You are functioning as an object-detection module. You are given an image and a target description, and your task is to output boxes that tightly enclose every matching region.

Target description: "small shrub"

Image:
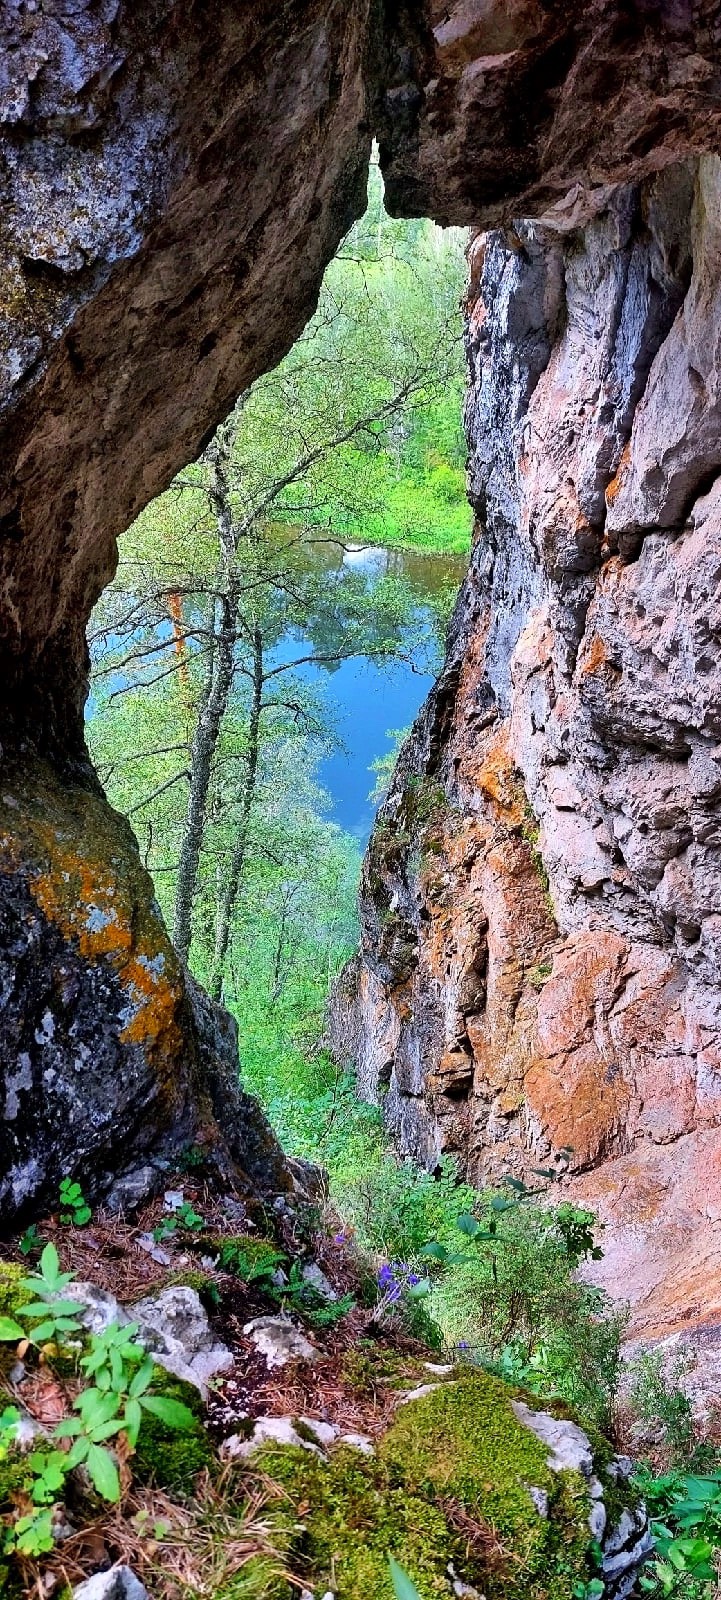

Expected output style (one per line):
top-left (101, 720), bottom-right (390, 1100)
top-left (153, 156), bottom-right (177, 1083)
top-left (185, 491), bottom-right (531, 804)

top-left (58, 1178), bottom-right (92, 1227)
top-left (629, 1349), bottom-right (695, 1460)
top-left (212, 1235), bottom-right (287, 1283)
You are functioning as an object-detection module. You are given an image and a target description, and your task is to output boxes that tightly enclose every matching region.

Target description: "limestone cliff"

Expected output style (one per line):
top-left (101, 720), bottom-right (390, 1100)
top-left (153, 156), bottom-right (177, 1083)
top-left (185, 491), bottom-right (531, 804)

top-left (335, 156), bottom-right (721, 1347)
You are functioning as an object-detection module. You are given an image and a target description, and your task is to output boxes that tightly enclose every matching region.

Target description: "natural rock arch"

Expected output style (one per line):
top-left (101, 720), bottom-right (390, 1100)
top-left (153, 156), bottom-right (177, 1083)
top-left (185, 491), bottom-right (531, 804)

top-left (2, 0), bottom-right (721, 1278)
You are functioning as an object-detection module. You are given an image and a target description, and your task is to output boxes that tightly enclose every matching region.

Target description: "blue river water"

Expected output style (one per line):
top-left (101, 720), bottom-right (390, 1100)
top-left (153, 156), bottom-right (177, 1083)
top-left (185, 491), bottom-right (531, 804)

top-left (269, 541), bottom-right (467, 844)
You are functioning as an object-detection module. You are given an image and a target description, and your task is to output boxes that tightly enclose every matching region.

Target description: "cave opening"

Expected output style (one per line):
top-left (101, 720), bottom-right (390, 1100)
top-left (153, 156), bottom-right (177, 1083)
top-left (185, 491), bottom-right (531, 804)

top-left (4, 9), bottom-right (721, 1589)
top-left (85, 153), bottom-right (472, 1181)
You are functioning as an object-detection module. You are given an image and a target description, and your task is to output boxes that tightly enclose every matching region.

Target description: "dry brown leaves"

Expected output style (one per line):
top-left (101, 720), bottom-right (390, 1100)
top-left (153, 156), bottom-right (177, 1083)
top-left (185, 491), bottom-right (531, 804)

top-left (30, 1476), bottom-right (296, 1600)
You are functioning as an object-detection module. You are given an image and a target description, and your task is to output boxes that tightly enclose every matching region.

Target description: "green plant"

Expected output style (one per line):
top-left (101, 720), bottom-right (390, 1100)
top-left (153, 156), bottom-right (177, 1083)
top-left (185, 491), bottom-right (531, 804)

top-left (26, 1449), bottom-right (70, 1505)
top-left (630, 1350), bottom-right (695, 1460)
top-left (635, 1466), bottom-right (721, 1597)
top-left (4, 1509), bottom-right (55, 1558)
top-left (215, 1237), bottom-right (287, 1284)
top-left (57, 1322), bottom-right (197, 1503)
top-left (152, 1200), bottom-right (205, 1243)
top-left (306, 1292), bottom-right (355, 1329)
top-left (78, 1318), bottom-right (146, 1391)
top-left (0, 1407), bottom-right (20, 1474)
top-left (0, 1243), bottom-right (84, 1346)
top-left (58, 1178), bottom-right (92, 1227)
top-left (0, 1248), bottom-right (198, 1520)
top-left (18, 1225), bottom-right (41, 1258)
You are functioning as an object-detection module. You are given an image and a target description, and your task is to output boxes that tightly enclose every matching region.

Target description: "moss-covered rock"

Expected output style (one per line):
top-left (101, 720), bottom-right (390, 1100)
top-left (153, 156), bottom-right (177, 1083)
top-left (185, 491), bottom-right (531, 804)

top-left (0, 1263), bottom-right (30, 1378)
top-left (0, 1262), bottom-right (29, 1322)
top-left (242, 1372), bottom-right (613, 1600)
top-left (162, 1268), bottom-right (220, 1310)
top-left (206, 1234), bottom-right (287, 1281)
top-left (133, 1369), bottom-right (214, 1491)
top-left (0, 1451), bottom-right (30, 1513)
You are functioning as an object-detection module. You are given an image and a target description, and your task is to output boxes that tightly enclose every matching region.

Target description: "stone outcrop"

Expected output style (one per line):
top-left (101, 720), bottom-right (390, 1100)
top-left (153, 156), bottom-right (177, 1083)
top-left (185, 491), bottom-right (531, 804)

top-left (0, 751), bottom-right (298, 1222)
top-left (336, 155), bottom-right (721, 1347)
top-left (3, 0), bottom-right (721, 1247)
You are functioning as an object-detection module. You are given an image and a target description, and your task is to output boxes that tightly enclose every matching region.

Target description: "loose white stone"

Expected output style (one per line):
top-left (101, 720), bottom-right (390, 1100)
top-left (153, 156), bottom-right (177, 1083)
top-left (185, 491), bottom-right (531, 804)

top-left (243, 1315), bottom-right (319, 1369)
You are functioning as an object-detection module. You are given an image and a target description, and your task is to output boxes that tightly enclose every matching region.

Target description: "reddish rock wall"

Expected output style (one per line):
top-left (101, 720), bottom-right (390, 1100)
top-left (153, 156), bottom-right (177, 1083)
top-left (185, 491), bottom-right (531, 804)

top-left (338, 157), bottom-right (721, 1347)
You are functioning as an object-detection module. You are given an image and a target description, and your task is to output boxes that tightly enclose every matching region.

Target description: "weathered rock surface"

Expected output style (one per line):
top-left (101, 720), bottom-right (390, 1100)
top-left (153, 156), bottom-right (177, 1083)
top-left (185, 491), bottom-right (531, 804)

top-left (2, 3), bottom-right (720, 749)
top-left (242, 1315), bottom-right (320, 1370)
top-left (3, 0), bottom-right (721, 1297)
top-left (335, 155), bottom-right (721, 1347)
top-left (0, 754), bottom-right (297, 1223)
top-left (71, 1281), bottom-right (233, 1395)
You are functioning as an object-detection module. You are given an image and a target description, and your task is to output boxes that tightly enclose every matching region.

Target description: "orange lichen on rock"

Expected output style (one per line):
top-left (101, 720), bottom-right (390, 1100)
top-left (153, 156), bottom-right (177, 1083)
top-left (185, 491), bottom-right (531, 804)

top-left (604, 440), bottom-right (632, 506)
top-left (0, 758), bottom-right (186, 1073)
top-left (475, 731), bottom-right (527, 826)
top-left (577, 633), bottom-right (608, 675)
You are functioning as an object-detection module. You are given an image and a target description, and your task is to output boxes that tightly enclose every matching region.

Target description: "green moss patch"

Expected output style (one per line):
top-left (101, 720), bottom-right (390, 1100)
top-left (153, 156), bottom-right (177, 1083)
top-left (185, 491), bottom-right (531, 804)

top-left (132, 1370), bottom-right (214, 1491)
top-left (242, 1372), bottom-right (600, 1600)
top-left (0, 1263), bottom-right (29, 1322)
top-left (205, 1235), bottom-right (287, 1281)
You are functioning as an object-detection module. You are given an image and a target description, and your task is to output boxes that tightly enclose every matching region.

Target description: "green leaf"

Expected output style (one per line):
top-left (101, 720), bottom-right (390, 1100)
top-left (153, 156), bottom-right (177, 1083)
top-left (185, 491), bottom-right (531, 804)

top-left (388, 1557), bottom-right (423, 1600)
top-left (39, 1242), bottom-right (61, 1286)
top-left (54, 1418), bottom-right (82, 1439)
top-left (407, 1279), bottom-right (431, 1299)
top-left (140, 1394), bottom-right (197, 1432)
top-left (0, 1315), bottom-right (26, 1342)
top-left (89, 1419), bottom-right (126, 1443)
top-left (77, 1389), bottom-right (121, 1428)
top-left (124, 1397), bottom-right (142, 1446)
top-left (419, 1241), bottom-right (448, 1261)
top-left (29, 1318), bottom-right (60, 1343)
top-left (86, 1442), bottom-right (121, 1503)
top-left (66, 1437), bottom-right (90, 1467)
top-left (455, 1213), bottom-right (481, 1238)
top-left (680, 1477), bottom-right (719, 1501)
top-left (129, 1356), bottom-right (155, 1398)
top-left (22, 1297), bottom-right (83, 1319)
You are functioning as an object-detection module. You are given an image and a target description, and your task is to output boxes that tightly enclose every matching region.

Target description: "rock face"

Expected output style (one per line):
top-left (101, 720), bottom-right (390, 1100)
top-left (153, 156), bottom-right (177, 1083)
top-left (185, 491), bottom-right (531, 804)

top-left (0, 751), bottom-right (298, 1222)
top-left (336, 154), bottom-right (721, 1346)
top-left (3, 0), bottom-right (721, 1256)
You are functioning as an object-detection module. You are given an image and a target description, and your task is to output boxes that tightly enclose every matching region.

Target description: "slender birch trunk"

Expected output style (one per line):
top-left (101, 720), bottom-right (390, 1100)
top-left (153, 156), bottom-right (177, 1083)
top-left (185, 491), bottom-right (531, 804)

top-left (173, 424), bottom-right (240, 962)
top-left (209, 622), bottom-right (264, 999)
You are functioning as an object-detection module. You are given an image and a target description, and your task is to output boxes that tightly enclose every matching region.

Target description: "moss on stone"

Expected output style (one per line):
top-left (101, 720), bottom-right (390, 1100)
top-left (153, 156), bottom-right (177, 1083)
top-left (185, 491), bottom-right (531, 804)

top-left (0, 1263), bottom-right (29, 1322)
top-left (381, 1374), bottom-right (592, 1599)
top-left (132, 1369), bottom-right (214, 1491)
top-left (163, 1268), bottom-right (220, 1309)
top-left (0, 1452), bottom-right (30, 1512)
top-left (207, 1234), bottom-right (287, 1280)
top-left (243, 1372), bottom-right (601, 1600)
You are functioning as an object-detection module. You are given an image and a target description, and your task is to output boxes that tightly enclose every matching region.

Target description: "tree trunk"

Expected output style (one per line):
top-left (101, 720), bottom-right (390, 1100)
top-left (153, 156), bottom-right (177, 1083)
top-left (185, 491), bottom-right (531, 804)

top-left (209, 622), bottom-right (264, 999)
top-left (173, 425), bottom-right (240, 962)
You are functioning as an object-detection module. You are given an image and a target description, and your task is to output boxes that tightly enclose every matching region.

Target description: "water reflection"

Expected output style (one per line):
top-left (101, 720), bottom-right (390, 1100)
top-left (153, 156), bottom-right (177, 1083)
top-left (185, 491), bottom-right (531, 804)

top-left (268, 531), bottom-right (467, 843)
